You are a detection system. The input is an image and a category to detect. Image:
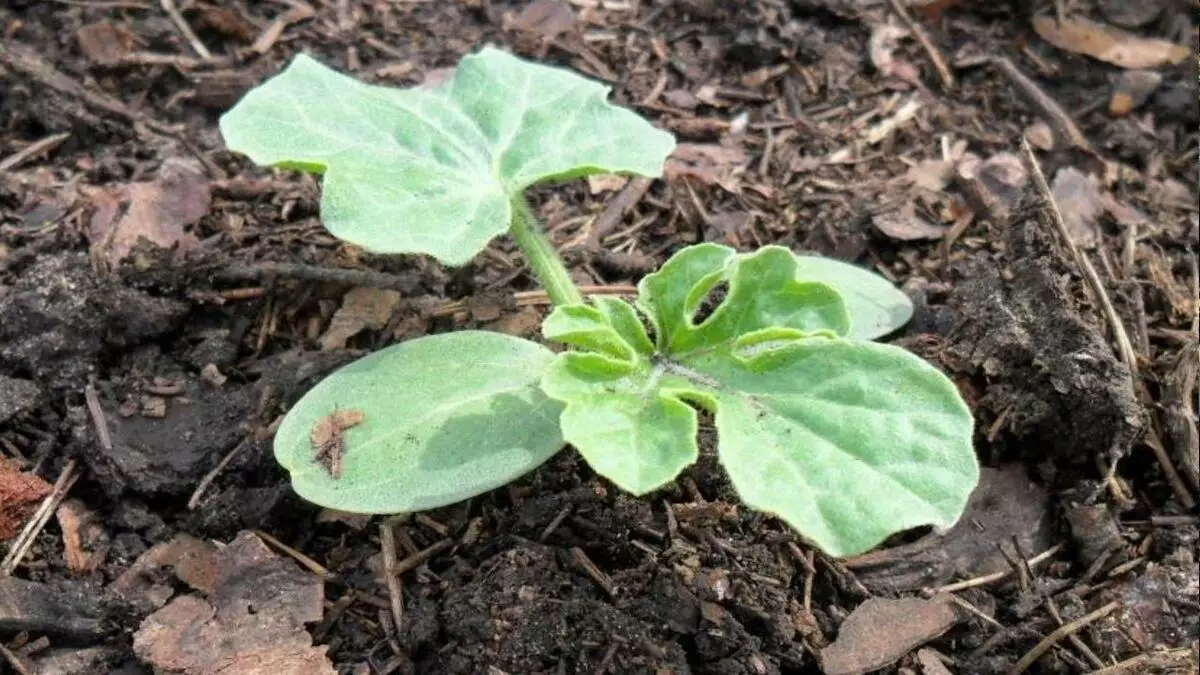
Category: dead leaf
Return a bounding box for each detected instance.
[133,531,334,675]
[0,458,52,541]
[1033,16,1189,70]
[1050,167,1104,248]
[508,0,575,41]
[868,24,922,88]
[665,141,748,192]
[318,287,402,350]
[872,206,947,241]
[87,158,208,265]
[76,21,133,64]
[1109,69,1163,116]
[311,409,365,478]
[820,596,959,675]
[849,465,1054,592]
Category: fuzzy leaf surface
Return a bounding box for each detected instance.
[220,47,675,265]
[274,331,564,513]
[793,255,914,340]
[543,243,977,556]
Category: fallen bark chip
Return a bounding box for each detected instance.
[311,408,366,478]
[114,533,221,612]
[0,576,104,639]
[132,530,333,675]
[820,595,959,675]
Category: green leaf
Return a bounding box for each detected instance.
[548,362,699,495]
[697,339,977,557]
[793,255,914,340]
[542,244,978,557]
[220,48,676,266]
[636,243,851,352]
[273,331,564,513]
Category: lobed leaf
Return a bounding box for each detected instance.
[697,339,977,556]
[542,244,978,557]
[220,48,676,265]
[274,331,564,514]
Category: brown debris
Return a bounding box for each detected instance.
[1032,15,1190,70]
[820,595,960,675]
[0,459,52,542]
[76,21,134,65]
[1050,167,1104,249]
[133,531,334,675]
[664,141,748,193]
[1162,345,1199,492]
[55,499,109,573]
[1109,70,1163,116]
[318,287,402,350]
[311,408,366,479]
[872,205,947,241]
[113,533,221,611]
[506,0,575,43]
[86,157,208,266]
[954,151,1028,220]
[868,24,922,89]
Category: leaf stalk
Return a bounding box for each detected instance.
[508,196,584,307]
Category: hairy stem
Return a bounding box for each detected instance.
[508,195,584,307]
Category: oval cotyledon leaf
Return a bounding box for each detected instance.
[274,331,565,514]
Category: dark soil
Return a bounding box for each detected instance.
[2,1,1198,674]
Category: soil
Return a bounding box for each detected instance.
[1,1,1198,674]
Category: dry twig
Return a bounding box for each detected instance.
[887,0,955,89]
[160,0,213,59]
[995,57,1090,151]
[1006,601,1120,675]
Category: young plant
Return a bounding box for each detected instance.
[220,47,979,557]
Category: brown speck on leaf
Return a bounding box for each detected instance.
[310,409,365,479]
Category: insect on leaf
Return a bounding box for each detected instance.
[219,47,676,266]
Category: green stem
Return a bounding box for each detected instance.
[508,195,584,307]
